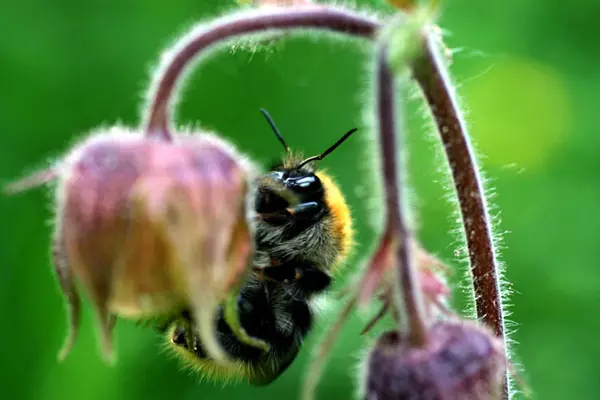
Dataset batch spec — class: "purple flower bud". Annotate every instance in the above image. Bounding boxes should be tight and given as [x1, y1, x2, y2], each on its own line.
[365, 320, 505, 400]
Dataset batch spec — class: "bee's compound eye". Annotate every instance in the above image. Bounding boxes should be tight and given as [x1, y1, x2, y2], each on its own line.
[295, 176, 315, 188]
[285, 175, 320, 193]
[171, 326, 188, 347]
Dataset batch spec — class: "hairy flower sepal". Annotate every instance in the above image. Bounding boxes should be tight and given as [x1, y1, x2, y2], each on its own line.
[358, 233, 448, 311]
[380, 6, 439, 78]
[7, 126, 264, 366]
[365, 320, 506, 400]
[357, 235, 450, 334]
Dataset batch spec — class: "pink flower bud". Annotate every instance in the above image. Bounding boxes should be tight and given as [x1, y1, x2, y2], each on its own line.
[9, 126, 256, 364]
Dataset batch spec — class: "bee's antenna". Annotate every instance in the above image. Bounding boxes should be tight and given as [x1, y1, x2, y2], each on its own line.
[296, 128, 358, 169]
[260, 108, 290, 153]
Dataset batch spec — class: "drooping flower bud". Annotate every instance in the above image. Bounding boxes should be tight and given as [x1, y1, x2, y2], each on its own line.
[364, 320, 506, 400]
[7, 126, 257, 365]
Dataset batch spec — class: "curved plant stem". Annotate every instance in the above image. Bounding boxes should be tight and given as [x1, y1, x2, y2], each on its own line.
[376, 43, 428, 347]
[411, 31, 509, 397]
[301, 294, 357, 400]
[144, 5, 380, 140]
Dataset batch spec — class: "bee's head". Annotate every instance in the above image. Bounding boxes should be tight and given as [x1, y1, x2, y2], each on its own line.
[256, 158, 323, 215]
[255, 109, 356, 222]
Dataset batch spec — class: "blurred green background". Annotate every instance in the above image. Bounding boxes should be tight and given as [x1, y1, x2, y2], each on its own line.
[1, 0, 597, 399]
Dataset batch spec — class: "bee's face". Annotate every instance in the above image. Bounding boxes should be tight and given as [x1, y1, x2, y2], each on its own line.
[255, 164, 326, 223]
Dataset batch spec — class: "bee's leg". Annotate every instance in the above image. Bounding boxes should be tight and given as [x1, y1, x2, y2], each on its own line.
[293, 267, 332, 294]
[260, 263, 333, 295]
[169, 296, 269, 361]
[168, 289, 308, 385]
[51, 232, 82, 362]
[181, 317, 196, 352]
[285, 201, 320, 216]
[256, 201, 324, 224]
[170, 322, 204, 355]
[251, 296, 314, 385]
[221, 219, 270, 354]
[224, 293, 270, 353]
[160, 309, 201, 352]
[251, 344, 300, 386]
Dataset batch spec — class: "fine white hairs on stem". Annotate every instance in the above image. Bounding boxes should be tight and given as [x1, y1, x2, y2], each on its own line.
[411, 28, 510, 398]
[142, 5, 379, 140]
[373, 41, 429, 346]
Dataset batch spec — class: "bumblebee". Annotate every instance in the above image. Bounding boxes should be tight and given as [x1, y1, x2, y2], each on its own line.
[159, 109, 356, 384]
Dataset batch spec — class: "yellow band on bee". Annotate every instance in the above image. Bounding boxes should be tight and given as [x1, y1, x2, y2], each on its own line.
[315, 171, 354, 269]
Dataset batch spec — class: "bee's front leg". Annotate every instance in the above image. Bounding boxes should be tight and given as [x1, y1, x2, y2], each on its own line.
[284, 201, 320, 216]
[256, 262, 332, 295]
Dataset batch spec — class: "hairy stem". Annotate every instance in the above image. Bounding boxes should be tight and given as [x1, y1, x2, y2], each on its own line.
[376, 43, 428, 347]
[144, 5, 379, 140]
[412, 31, 509, 397]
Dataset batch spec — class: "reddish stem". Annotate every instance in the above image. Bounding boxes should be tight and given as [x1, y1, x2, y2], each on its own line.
[144, 6, 379, 140]
[412, 31, 509, 397]
[376, 44, 428, 347]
